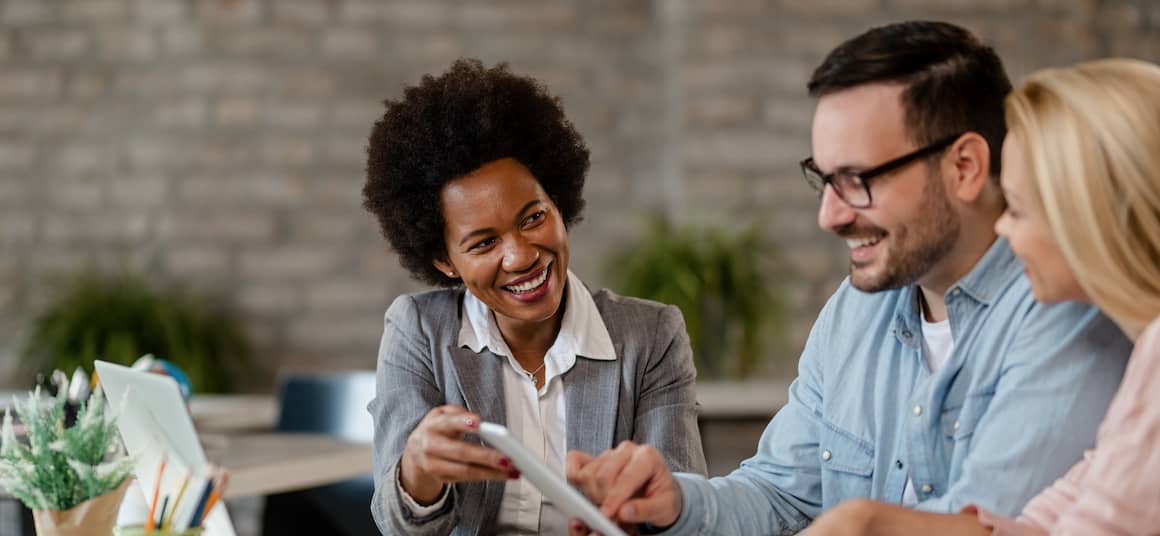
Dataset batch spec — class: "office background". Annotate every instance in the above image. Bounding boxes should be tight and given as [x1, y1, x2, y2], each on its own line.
[0, 0, 1157, 389]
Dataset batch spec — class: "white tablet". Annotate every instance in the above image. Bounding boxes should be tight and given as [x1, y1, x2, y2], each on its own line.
[477, 422, 628, 536]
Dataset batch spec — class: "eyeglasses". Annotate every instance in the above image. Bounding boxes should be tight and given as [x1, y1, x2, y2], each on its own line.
[800, 133, 963, 208]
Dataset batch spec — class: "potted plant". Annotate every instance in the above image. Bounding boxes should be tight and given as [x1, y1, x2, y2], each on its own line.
[0, 385, 134, 535]
[606, 216, 786, 378]
[20, 272, 252, 393]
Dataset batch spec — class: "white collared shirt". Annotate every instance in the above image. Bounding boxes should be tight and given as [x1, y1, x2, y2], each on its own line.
[397, 270, 616, 534]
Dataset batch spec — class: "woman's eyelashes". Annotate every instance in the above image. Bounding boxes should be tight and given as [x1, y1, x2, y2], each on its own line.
[468, 237, 497, 253]
[522, 209, 547, 227]
[465, 210, 549, 253]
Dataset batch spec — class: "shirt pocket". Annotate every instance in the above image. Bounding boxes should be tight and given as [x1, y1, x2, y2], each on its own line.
[818, 420, 874, 507]
[940, 392, 994, 441]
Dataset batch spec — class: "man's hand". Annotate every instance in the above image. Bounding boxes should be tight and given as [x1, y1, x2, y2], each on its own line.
[566, 441, 684, 532]
[802, 499, 995, 536]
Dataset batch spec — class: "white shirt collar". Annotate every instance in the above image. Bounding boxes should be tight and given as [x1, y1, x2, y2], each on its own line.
[457, 270, 616, 362]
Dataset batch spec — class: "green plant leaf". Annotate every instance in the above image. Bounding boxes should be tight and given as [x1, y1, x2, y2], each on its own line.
[606, 215, 786, 379]
[0, 389, 132, 511]
[20, 272, 252, 393]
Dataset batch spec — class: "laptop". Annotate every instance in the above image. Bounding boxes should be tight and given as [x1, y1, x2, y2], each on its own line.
[94, 360, 236, 536]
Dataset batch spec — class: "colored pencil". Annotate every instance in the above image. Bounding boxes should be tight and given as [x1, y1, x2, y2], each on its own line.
[145, 456, 167, 532]
[163, 472, 191, 531]
[198, 470, 230, 527]
[156, 496, 169, 532]
[184, 478, 214, 531]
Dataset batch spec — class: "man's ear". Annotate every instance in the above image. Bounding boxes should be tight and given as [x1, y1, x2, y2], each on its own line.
[947, 132, 991, 203]
[433, 257, 457, 278]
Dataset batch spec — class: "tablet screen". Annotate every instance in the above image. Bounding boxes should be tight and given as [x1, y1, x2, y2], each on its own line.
[477, 422, 627, 536]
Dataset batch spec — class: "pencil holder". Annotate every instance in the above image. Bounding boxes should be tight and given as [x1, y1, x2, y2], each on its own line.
[113, 526, 204, 536]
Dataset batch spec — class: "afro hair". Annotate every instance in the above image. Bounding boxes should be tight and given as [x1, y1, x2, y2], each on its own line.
[363, 58, 590, 287]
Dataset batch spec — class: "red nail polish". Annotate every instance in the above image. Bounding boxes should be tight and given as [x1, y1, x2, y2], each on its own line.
[499, 457, 511, 467]
[508, 469, 520, 479]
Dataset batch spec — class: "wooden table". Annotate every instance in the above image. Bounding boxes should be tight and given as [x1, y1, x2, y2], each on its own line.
[186, 380, 791, 434]
[695, 379, 790, 419]
[0, 432, 372, 500]
[200, 432, 373, 499]
[190, 395, 280, 433]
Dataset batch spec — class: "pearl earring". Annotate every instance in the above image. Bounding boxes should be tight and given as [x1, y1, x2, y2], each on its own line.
[447, 271, 456, 277]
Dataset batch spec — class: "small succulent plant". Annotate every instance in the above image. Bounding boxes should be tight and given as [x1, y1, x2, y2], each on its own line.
[0, 385, 133, 511]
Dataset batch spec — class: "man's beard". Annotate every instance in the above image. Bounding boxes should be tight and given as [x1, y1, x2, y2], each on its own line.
[848, 172, 961, 292]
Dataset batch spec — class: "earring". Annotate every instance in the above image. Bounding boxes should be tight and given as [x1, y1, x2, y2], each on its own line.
[447, 271, 456, 277]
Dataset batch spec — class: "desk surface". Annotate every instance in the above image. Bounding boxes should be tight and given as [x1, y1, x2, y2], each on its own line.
[695, 379, 789, 419]
[4, 379, 786, 501]
[203, 433, 373, 499]
[190, 379, 790, 432]
[190, 395, 279, 432]
[0, 432, 372, 501]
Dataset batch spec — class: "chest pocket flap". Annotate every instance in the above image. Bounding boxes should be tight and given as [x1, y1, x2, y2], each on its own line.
[941, 392, 994, 440]
[819, 421, 875, 476]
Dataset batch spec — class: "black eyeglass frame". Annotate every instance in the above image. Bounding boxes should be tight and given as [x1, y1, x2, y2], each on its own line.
[800, 132, 964, 208]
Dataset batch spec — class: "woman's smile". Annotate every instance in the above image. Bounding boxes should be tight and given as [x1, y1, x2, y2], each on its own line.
[503, 260, 553, 302]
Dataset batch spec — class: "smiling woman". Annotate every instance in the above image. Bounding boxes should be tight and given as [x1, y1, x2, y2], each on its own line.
[360, 59, 707, 536]
[432, 157, 570, 349]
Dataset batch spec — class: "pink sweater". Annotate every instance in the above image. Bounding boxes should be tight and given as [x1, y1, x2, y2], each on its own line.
[972, 316, 1160, 535]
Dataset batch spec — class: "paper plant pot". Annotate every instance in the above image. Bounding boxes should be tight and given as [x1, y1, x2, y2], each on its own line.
[32, 479, 132, 536]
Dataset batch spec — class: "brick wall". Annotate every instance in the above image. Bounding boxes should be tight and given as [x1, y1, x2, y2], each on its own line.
[1, 0, 1156, 389]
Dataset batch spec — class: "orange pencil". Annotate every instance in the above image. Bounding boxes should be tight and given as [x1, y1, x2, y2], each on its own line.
[198, 470, 230, 527]
[145, 455, 167, 532]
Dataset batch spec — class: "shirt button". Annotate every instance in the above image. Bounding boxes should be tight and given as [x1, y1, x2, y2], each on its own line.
[951, 288, 961, 296]
[921, 484, 933, 494]
[953, 420, 961, 430]
[821, 450, 832, 461]
[895, 460, 903, 470]
[912, 405, 923, 416]
[901, 330, 912, 338]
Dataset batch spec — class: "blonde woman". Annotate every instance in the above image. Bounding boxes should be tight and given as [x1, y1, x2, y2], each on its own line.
[803, 57, 1160, 535]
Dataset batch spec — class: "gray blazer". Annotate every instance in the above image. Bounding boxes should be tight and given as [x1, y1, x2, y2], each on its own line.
[368, 286, 706, 535]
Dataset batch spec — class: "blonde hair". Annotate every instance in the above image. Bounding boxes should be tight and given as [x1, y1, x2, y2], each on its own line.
[1005, 58, 1160, 337]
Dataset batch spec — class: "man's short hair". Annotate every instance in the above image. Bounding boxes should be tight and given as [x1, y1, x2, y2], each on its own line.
[808, 21, 1012, 179]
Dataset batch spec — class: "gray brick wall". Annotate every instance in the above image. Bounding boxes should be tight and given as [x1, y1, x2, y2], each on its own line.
[1, 0, 1156, 389]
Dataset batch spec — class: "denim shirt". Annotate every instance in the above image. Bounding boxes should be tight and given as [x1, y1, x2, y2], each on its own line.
[667, 238, 1130, 535]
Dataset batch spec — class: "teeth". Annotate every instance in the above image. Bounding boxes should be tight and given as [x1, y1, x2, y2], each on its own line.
[846, 236, 882, 249]
[506, 263, 550, 293]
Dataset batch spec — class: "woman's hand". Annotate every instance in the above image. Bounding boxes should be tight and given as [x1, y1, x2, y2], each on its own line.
[399, 405, 517, 504]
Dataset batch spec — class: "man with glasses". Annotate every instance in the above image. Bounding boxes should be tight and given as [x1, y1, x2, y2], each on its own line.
[567, 21, 1130, 535]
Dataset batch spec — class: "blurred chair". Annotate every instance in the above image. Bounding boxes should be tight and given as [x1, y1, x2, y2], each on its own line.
[261, 371, 378, 536]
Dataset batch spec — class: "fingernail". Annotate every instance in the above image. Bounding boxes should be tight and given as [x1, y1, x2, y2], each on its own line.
[499, 457, 511, 467]
[571, 520, 584, 531]
[623, 505, 636, 520]
[508, 469, 520, 479]
[465, 417, 475, 428]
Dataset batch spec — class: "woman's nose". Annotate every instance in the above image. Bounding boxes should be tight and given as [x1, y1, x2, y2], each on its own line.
[502, 238, 540, 273]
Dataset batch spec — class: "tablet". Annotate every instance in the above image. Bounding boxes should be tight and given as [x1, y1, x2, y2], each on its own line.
[477, 422, 627, 536]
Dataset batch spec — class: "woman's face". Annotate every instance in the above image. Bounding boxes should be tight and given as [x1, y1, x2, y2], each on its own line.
[434, 158, 570, 330]
[994, 135, 1087, 304]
